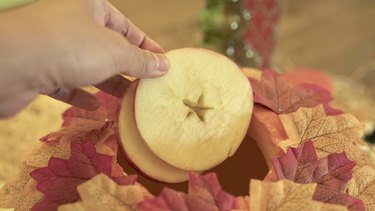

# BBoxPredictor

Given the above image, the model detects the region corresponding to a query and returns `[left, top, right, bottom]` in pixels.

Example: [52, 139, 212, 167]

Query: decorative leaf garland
[249, 69, 342, 115]
[1, 70, 374, 211]
[266, 141, 364, 210]
[30, 141, 136, 211]
[58, 174, 145, 211]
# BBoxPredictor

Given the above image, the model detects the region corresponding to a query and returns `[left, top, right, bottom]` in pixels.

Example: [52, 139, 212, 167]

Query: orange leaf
[57, 174, 144, 211]
[0, 120, 120, 210]
[0, 163, 43, 210]
[249, 179, 347, 211]
[249, 70, 340, 115]
[138, 172, 237, 211]
[278, 105, 374, 168]
[276, 105, 375, 210]
[345, 165, 375, 210]
[21, 121, 117, 170]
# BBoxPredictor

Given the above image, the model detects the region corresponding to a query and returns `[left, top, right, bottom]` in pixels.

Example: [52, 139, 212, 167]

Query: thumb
[105, 29, 170, 78]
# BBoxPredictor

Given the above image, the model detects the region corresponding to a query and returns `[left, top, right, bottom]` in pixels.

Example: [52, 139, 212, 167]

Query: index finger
[104, 2, 164, 53]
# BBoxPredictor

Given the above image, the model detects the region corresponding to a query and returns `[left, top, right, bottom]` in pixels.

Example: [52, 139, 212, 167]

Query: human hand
[0, 0, 169, 117]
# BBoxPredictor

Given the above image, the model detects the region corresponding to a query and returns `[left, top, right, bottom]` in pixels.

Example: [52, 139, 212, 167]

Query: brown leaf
[57, 174, 144, 211]
[0, 163, 43, 210]
[278, 105, 374, 168]
[0, 120, 120, 210]
[356, 140, 375, 163]
[62, 92, 119, 126]
[345, 165, 375, 210]
[249, 70, 340, 115]
[138, 173, 237, 211]
[22, 121, 115, 169]
[268, 141, 364, 210]
[276, 105, 375, 210]
[0, 95, 68, 180]
[249, 179, 347, 211]
[30, 141, 136, 211]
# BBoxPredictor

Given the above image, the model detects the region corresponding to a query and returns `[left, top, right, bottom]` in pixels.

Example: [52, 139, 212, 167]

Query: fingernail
[156, 54, 170, 72]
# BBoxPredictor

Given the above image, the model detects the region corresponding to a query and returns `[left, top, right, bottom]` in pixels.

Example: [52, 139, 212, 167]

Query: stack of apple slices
[117, 48, 253, 183]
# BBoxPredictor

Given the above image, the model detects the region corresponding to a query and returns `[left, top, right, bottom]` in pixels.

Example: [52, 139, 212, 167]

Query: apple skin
[116, 81, 193, 183]
[133, 48, 253, 171]
[115, 82, 164, 183]
[115, 125, 166, 184]
[247, 105, 288, 167]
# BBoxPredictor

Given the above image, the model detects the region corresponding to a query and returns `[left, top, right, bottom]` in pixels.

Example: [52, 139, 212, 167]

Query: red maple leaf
[40, 121, 112, 145]
[30, 141, 136, 211]
[62, 91, 119, 126]
[249, 69, 342, 115]
[39, 120, 124, 177]
[267, 140, 364, 211]
[138, 173, 239, 211]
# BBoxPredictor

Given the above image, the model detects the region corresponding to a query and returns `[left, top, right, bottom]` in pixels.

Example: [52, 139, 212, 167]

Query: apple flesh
[133, 48, 253, 171]
[117, 82, 191, 183]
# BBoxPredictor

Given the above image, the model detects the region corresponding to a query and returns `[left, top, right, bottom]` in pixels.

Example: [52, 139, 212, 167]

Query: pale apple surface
[134, 48, 253, 171]
[118, 82, 191, 183]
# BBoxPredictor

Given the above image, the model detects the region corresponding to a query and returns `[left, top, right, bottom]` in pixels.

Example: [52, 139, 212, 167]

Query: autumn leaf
[62, 91, 119, 126]
[278, 105, 374, 168]
[231, 196, 249, 211]
[138, 172, 238, 211]
[30, 141, 136, 211]
[356, 140, 375, 163]
[249, 69, 341, 115]
[0, 163, 43, 211]
[57, 174, 144, 211]
[0, 122, 122, 210]
[0, 95, 68, 181]
[249, 179, 347, 211]
[345, 165, 375, 211]
[272, 141, 355, 188]
[284, 68, 333, 92]
[269, 141, 364, 210]
[42, 121, 118, 160]
[276, 105, 375, 210]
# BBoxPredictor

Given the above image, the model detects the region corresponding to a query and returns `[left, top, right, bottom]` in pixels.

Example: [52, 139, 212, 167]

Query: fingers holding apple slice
[133, 48, 253, 171]
[117, 81, 192, 183]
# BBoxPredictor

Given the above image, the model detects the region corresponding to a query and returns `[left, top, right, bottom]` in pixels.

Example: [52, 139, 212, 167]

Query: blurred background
[110, 0, 375, 76]
[0, 0, 374, 197]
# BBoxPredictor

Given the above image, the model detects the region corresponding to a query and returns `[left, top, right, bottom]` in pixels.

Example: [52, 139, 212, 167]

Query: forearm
[0, 5, 40, 117]
[0, 0, 168, 117]
[0, 2, 63, 92]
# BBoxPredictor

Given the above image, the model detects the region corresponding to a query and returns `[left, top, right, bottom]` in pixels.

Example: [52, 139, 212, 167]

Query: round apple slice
[134, 48, 253, 171]
[117, 81, 191, 183]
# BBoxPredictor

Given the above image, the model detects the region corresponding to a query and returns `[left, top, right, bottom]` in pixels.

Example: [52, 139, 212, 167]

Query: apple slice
[133, 48, 253, 171]
[117, 81, 191, 183]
